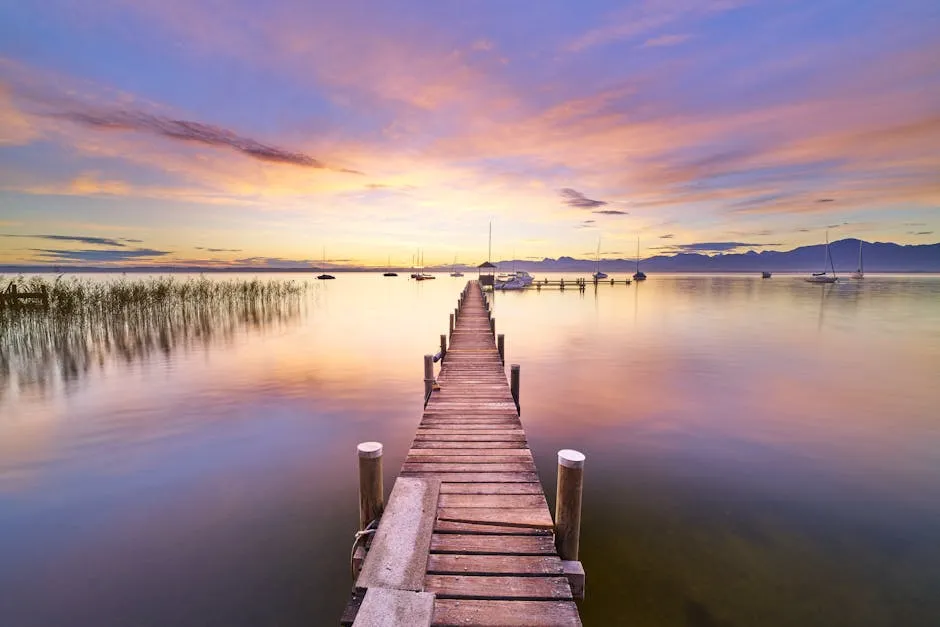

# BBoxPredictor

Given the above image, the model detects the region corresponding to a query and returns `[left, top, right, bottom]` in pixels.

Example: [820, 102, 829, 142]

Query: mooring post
[490, 317, 496, 335]
[555, 449, 586, 599]
[440, 334, 447, 359]
[497, 334, 505, 365]
[449, 313, 455, 336]
[510, 364, 520, 414]
[424, 354, 434, 404]
[358, 442, 384, 531]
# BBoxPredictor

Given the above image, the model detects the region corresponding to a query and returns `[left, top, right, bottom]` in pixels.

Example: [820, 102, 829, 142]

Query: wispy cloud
[659, 233, 674, 239]
[593, 209, 628, 215]
[568, 1, 746, 51]
[654, 241, 781, 253]
[52, 106, 351, 171]
[560, 188, 607, 209]
[195, 247, 243, 252]
[33, 248, 170, 262]
[2, 233, 129, 247]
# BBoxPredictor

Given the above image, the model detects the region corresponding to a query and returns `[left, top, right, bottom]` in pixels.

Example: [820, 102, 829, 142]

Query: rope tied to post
[349, 517, 379, 580]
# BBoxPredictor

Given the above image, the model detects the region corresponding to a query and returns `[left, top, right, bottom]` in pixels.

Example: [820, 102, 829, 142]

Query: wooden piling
[449, 313, 455, 336]
[358, 442, 384, 530]
[554, 449, 584, 561]
[497, 333, 505, 365]
[510, 364, 520, 414]
[440, 334, 447, 359]
[424, 354, 434, 404]
[490, 317, 496, 335]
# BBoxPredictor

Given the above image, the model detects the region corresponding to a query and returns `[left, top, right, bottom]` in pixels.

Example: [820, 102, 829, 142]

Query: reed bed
[1, 275, 308, 317]
[1, 276, 309, 394]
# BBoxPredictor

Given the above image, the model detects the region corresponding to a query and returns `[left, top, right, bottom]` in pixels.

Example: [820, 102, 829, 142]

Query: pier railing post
[424, 354, 434, 404]
[497, 334, 505, 365]
[556, 449, 586, 599]
[449, 313, 455, 336]
[440, 334, 447, 359]
[358, 442, 384, 531]
[490, 317, 496, 335]
[510, 364, 520, 414]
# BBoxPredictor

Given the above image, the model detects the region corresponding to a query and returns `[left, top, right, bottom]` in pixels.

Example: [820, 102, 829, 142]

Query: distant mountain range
[1, 239, 937, 273]
[476, 239, 940, 273]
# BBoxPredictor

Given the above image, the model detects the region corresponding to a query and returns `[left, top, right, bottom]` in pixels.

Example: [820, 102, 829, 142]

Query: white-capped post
[555, 449, 585, 561]
[358, 442, 384, 531]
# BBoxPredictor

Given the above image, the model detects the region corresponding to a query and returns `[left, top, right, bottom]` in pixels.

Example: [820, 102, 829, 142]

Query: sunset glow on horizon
[1, 0, 938, 267]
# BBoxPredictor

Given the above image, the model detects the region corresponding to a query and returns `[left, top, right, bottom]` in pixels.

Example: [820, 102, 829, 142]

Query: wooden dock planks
[400, 280, 582, 626]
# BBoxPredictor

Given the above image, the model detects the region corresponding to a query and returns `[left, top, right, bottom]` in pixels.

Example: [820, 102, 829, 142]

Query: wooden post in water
[449, 313, 455, 337]
[440, 334, 447, 359]
[424, 354, 434, 404]
[497, 334, 505, 365]
[357, 442, 384, 531]
[490, 317, 496, 335]
[555, 449, 584, 559]
[510, 364, 520, 414]
[555, 449, 586, 599]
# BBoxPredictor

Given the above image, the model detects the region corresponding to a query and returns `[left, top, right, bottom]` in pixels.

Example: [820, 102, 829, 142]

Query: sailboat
[850, 240, 864, 279]
[450, 255, 464, 277]
[413, 251, 434, 280]
[592, 237, 608, 280]
[383, 255, 397, 277]
[632, 237, 647, 281]
[805, 231, 838, 283]
[317, 245, 335, 280]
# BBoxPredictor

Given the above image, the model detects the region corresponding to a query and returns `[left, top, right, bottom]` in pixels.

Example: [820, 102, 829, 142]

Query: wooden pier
[344, 281, 583, 626]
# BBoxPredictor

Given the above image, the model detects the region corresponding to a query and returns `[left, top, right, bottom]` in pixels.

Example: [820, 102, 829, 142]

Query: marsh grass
[1, 275, 307, 316]
[0, 276, 309, 395]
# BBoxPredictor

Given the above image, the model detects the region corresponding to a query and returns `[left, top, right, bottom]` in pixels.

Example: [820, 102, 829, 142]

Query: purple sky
[1, 0, 938, 266]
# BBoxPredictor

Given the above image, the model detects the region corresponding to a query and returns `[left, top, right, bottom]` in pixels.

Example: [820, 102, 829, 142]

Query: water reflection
[1, 273, 938, 626]
[1, 297, 304, 399]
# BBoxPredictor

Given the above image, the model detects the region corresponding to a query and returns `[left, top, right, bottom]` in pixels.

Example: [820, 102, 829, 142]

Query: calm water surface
[1, 273, 939, 626]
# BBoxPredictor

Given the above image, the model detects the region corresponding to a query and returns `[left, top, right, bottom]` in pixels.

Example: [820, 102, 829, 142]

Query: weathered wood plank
[412, 434, 527, 442]
[439, 483, 544, 495]
[353, 588, 435, 627]
[408, 448, 531, 457]
[356, 477, 441, 591]
[425, 575, 573, 600]
[437, 507, 554, 529]
[410, 441, 527, 449]
[427, 555, 564, 575]
[438, 494, 547, 509]
[402, 463, 536, 473]
[431, 599, 582, 626]
[430, 534, 558, 555]
[399, 472, 540, 483]
[434, 521, 553, 536]
[406, 456, 535, 464]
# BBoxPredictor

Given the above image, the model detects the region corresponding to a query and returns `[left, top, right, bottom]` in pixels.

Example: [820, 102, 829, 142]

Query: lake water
[1, 273, 939, 626]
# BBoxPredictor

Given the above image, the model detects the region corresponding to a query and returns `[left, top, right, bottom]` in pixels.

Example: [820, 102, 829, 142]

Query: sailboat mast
[858, 240, 863, 272]
[636, 237, 640, 273]
[488, 221, 492, 263]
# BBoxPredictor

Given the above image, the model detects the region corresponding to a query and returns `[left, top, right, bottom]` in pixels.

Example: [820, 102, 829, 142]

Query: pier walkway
[345, 281, 582, 626]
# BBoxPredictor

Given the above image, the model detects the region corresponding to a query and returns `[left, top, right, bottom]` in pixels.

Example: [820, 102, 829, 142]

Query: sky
[0, 0, 938, 267]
